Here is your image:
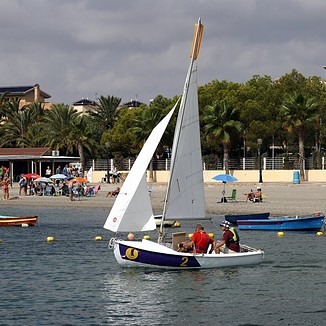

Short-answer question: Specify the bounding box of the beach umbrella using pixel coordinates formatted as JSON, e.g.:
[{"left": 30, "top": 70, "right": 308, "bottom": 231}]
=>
[
  {"left": 24, "top": 173, "right": 41, "bottom": 179},
  {"left": 34, "top": 177, "right": 53, "bottom": 183},
  {"left": 212, "top": 174, "right": 238, "bottom": 183},
  {"left": 212, "top": 174, "right": 238, "bottom": 200},
  {"left": 75, "top": 177, "right": 88, "bottom": 183},
  {"left": 68, "top": 177, "right": 88, "bottom": 185},
  {"left": 50, "top": 174, "right": 67, "bottom": 180}
]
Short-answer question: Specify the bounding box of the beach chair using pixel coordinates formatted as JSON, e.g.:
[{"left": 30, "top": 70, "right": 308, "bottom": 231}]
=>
[
  {"left": 44, "top": 185, "right": 54, "bottom": 196},
  {"left": 225, "top": 189, "right": 237, "bottom": 202},
  {"left": 253, "top": 193, "right": 266, "bottom": 203},
  {"left": 93, "top": 185, "right": 101, "bottom": 194},
  {"left": 84, "top": 187, "right": 95, "bottom": 197}
]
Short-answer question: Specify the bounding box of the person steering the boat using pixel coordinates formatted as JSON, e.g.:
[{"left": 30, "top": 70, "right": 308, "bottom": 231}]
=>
[
  {"left": 215, "top": 220, "right": 240, "bottom": 254},
  {"left": 178, "top": 223, "right": 215, "bottom": 254}
]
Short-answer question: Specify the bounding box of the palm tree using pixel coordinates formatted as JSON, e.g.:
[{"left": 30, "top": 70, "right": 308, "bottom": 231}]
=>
[
  {"left": 91, "top": 95, "right": 122, "bottom": 131},
  {"left": 0, "top": 92, "right": 9, "bottom": 112},
  {"left": 68, "top": 116, "right": 97, "bottom": 173},
  {"left": 0, "top": 99, "right": 38, "bottom": 147},
  {"left": 27, "top": 102, "right": 47, "bottom": 122},
  {"left": 129, "top": 107, "right": 164, "bottom": 181},
  {"left": 203, "top": 100, "right": 242, "bottom": 174},
  {"left": 280, "top": 92, "right": 319, "bottom": 180},
  {"left": 42, "top": 104, "right": 96, "bottom": 173}
]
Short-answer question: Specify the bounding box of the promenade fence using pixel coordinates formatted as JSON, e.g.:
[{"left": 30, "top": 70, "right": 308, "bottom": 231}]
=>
[{"left": 85, "top": 156, "right": 326, "bottom": 172}]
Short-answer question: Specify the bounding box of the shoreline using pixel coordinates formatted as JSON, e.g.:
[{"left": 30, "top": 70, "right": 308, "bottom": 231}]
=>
[{"left": 1, "top": 182, "right": 326, "bottom": 217}]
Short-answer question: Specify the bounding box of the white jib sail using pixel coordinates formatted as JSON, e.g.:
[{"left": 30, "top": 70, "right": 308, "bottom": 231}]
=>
[{"left": 103, "top": 105, "right": 176, "bottom": 233}]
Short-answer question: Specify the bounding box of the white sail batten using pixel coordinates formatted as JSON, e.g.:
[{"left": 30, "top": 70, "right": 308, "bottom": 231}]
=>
[
  {"left": 103, "top": 106, "right": 176, "bottom": 232},
  {"left": 162, "top": 19, "right": 205, "bottom": 222}
]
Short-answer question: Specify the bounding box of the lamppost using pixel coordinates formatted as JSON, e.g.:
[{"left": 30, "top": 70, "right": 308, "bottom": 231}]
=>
[
  {"left": 257, "top": 138, "right": 263, "bottom": 183},
  {"left": 105, "top": 141, "right": 110, "bottom": 184}
]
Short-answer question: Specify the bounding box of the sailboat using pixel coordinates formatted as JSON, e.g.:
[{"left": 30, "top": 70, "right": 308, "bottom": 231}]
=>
[{"left": 104, "top": 19, "right": 264, "bottom": 269}]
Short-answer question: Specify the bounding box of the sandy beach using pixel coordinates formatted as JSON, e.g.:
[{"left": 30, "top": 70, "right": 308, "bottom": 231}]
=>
[{"left": 1, "top": 181, "right": 325, "bottom": 217}]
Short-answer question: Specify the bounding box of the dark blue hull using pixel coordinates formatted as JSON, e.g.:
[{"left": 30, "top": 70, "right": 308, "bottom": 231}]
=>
[
  {"left": 238, "top": 214, "right": 324, "bottom": 231},
  {"left": 225, "top": 212, "right": 270, "bottom": 225},
  {"left": 113, "top": 240, "right": 265, "bottom": 269}
]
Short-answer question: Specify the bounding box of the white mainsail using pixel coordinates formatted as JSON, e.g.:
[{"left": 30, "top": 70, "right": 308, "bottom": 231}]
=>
[
  {"left": 103, "top": 105, "right": 176, "bottom": 233},
  {"left": 163, "top": 19, "right": 205, "bottom": 222}
]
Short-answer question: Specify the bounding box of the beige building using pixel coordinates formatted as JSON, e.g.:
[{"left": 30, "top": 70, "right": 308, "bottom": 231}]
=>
[
  {"left": 72, "top": 98, "right": 97, "bottom": 115},
  {"left": 0, "top": 84, "right": 52, "bottom": 109}
]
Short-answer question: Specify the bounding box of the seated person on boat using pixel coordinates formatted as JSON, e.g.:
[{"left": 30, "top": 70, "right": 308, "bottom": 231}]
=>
[
  {"left": 178, "top": 223, "right": 215, "bottom": 254},
  {"left": 215, "top": 220, "right": 240, "bottom": 254}
]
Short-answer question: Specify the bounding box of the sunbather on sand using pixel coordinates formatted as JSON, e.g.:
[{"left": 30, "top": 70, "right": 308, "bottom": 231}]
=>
[
  {"left": 106, "top": 187, "right": 120, "bottom": 198},
  {"left": 244, "top": 186, "right": 262, "bottom": 202}
]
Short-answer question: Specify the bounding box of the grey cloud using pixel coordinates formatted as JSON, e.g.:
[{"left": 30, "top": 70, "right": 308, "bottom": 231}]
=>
[{"left": 0, "top": 0, "right": 326, "bottom": 105}]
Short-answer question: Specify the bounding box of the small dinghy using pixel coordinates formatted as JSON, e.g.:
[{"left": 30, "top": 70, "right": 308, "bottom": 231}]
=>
[
  {"left": 104, "top": 19, "right": 264, "bottom": 269},
  {"left": 0, "top": 215, "right": 38, "bottom": 227}
]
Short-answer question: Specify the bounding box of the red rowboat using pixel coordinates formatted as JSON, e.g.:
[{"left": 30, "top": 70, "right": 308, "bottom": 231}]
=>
[{"left": 0, "top": 215, "right": 38, "bottom": 227}]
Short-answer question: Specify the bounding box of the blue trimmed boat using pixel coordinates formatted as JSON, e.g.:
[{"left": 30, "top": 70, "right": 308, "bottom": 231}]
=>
[
  {"left": 237, "top": 214, "right": 324, "bottom": 231},
  {"left": 225, "top": 212, "right": 270, "bottom": 225}
]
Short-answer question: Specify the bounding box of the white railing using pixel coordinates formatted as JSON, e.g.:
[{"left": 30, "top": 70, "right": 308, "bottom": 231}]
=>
[{"left": 85, "top": 156, "right": 326, "bottom": 172}]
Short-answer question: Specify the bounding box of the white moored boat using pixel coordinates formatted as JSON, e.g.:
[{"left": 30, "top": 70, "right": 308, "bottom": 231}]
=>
[{"left": 104, "top": 18, "right": 264, "bottom": 269}]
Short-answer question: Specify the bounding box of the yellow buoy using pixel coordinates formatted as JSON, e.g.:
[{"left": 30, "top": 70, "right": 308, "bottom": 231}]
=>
[
  {"left": 174, "top": 221, "right": 181, "bottom": 227},
  {"left": 47, "top": 236, "right": 55, "bottom": 242},
  {"left": 143, "top": 235, "right": 150, "bottom": 240},
  {"left": 316, "top": 231, "right": 323, "bottom": 236},
  {"left": 208, "top": 233, "right": 215, "bottom": 238},
  {"left": 95, "top": 236, "right": 103, "bottom": 241},
  {"left": 277, "top": 231, "right": 285, "bottom": 237},
  {"left": 188, "top": 233, "right": 193, "bottom": 239}
]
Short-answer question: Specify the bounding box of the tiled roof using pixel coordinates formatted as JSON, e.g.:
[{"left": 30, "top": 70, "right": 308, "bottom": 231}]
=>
[
  {"left": 0, "top": 85, "right": 51, "bottom": 99},
  {"left": 122, "top": 100, "right": 145, "bottom": 107},
  {"left": 0, "top": 147, "right": 52, "bottom": 156},
  {"left": 73, "top": 98, "right": 96, "bottom": 106}
]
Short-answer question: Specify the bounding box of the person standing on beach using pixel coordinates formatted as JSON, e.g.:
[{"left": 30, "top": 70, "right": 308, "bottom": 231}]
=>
[
  {"left": 63, "top": 164, "right": 69, "bottom": 176},
  {"left": 68, "top": 181, "right": 74, "bottom": 201},
  {"left": 45, "top": 166, "right": 52, "bottom": 177},
  {"left": 19, "top": 175, "right": 27, "bottom": 196},
  {"left": 56, "top": 165, "right": 62, "bottom": 174},
  {"left": 2, "top": 176, "right": 10, "bottom": 199}
]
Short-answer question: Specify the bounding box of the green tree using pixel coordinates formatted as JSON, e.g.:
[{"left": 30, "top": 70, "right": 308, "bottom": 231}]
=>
[
  {"left": 91, "top": 95, "right": 122, "bottom": 131},
  {"left": 41, "top": 104, "right": 95, "bottom": 171},
  {"left": 280, "top": 92, "right": 319, "bottom": 180},
  {"left": 0, "top": 99, "right": 42, "bottom": 147},
  {"left": 203, "top": 100, "right": 242, "bottom": 174},
  {"left": 129, "top": 106, "right": 163, "bottom": 181}
]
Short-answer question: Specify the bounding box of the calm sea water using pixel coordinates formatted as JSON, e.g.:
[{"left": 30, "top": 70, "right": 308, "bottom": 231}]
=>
[{"left": 1, "top": 206, "right": 325, "bottom": 326}]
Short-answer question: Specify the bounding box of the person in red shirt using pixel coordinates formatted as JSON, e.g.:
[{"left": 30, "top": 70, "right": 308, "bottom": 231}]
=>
[
  {"left": 178, "top": 223, "right": 215, "bottom": 254},
  {"left": 215, "top": 220, "right": 240, "bottom": 254}
]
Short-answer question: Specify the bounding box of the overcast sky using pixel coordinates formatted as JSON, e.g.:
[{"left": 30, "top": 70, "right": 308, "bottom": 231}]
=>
[{"left": 1, "top": 0, "right": 326, "bottom": 105}]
